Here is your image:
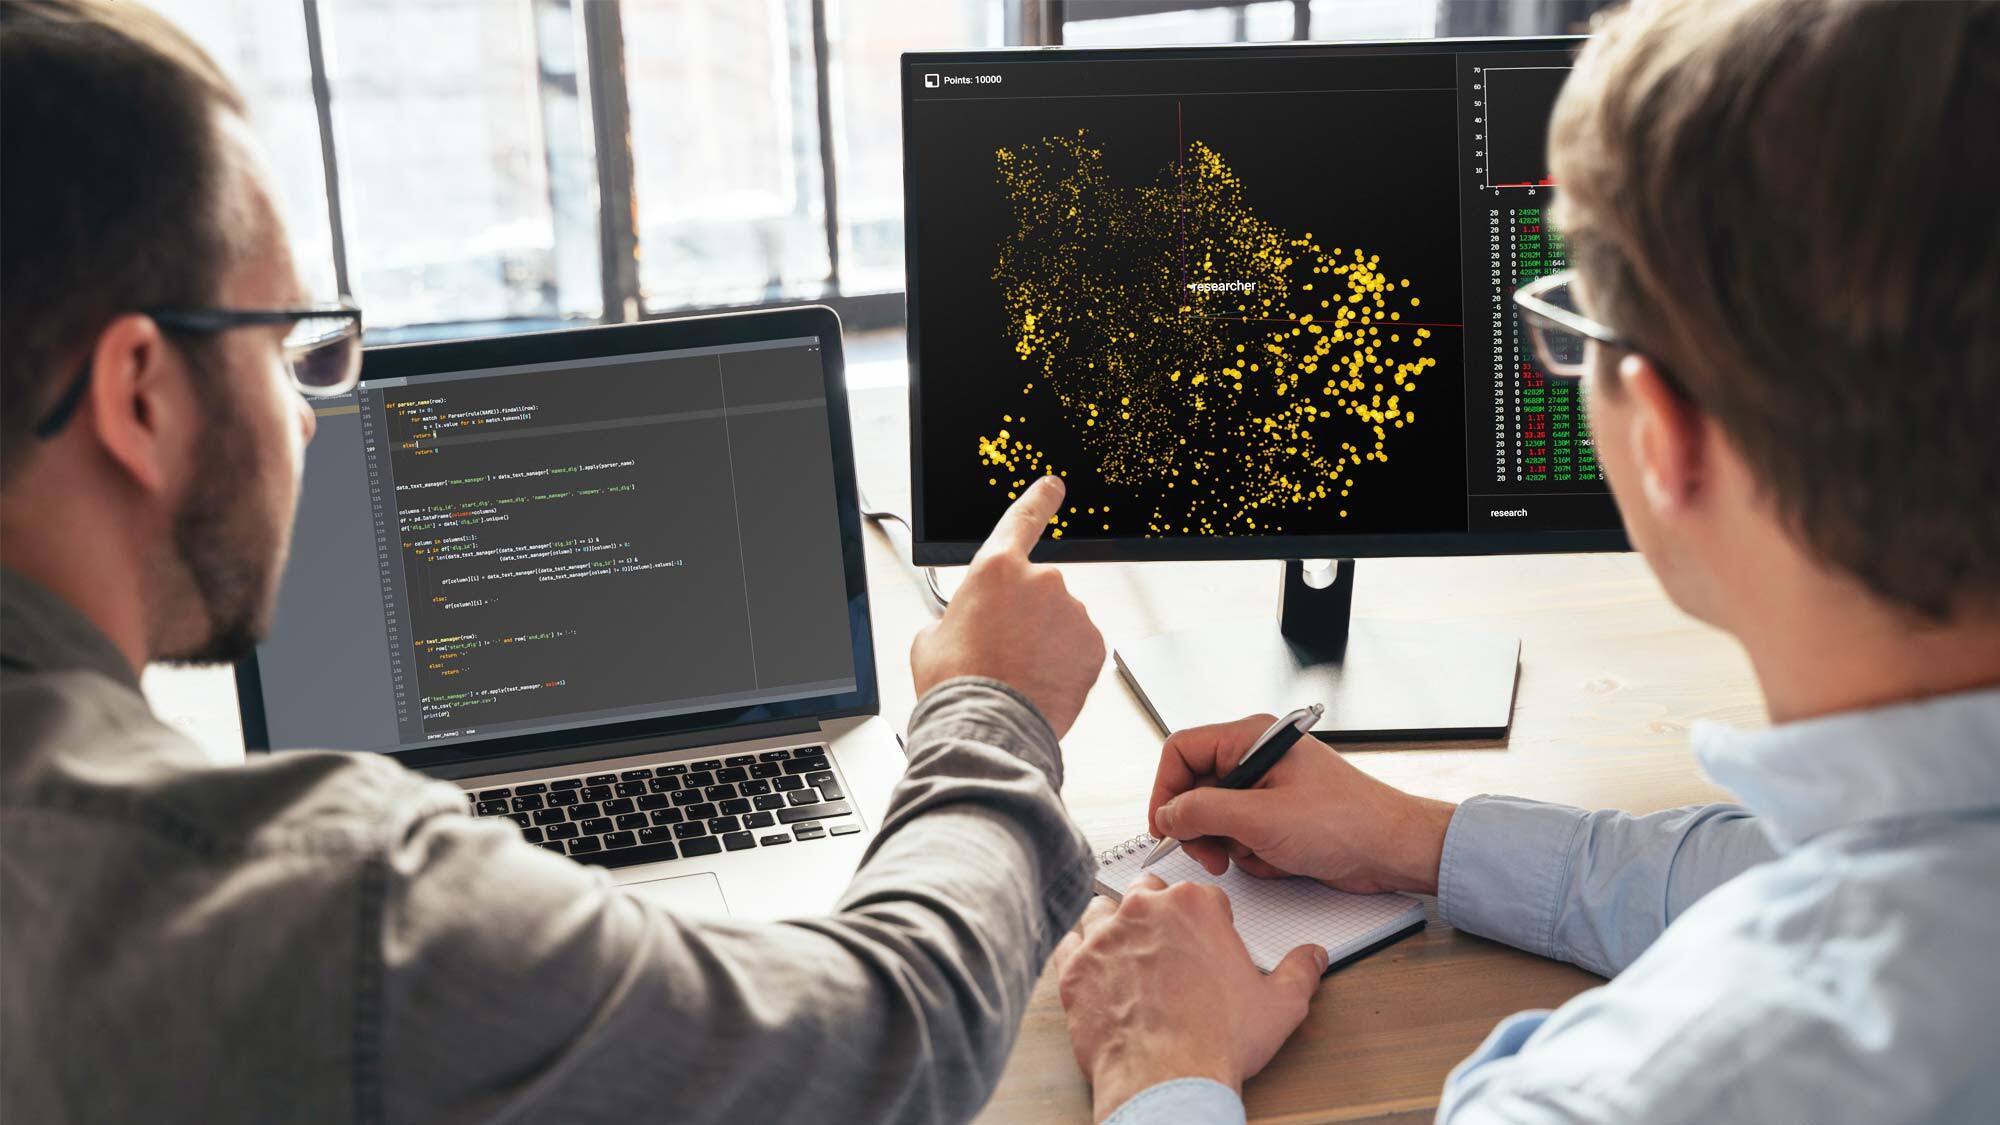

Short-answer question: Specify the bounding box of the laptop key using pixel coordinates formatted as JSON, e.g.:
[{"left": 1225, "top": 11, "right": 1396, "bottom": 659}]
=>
[
  {"left": 546, "top": 790, "right": 578, "bottom": 807},
  {"left": 477, "top": 788, "right": 511, "bottom": 801},
  {"left": 787, "top": 790, "right": 820, "bottom": 807},
  {"left": 739, "top": 779, "right": 771, "bottom": 796},
  {"left": 567, "top": 837, "right": 601, "bottom": 855},
  {"left": 806, "top": 772, "right": 844, "bottom": 800},
  {"left": 509, "top": 813, "right": 532, "bottom": 829},
  {"left": 759, "top": 833, "right": 791, "bottom": 846},
  {"left": 670, "top": 790, "right": 703, "bottom": 807},
  {"left": 692, "top": 759, "right": 724, "bottom": 773},
  {"left": 708, "top": 815, "right": 742, "bottom": 834},
  {"left": 532, "top": 808, "right": 566, "bottom": 826},
  {"left": 715, "top": 767, "right": 749, "bottom": 784},
  {"left": 743, "top": 811, "right": 775, "bottom": 829},
  {"left": 672, "top": 820, "right": 709, "bottom": 840},
  {"left": 615, "top": 781, "right": 647, "bottom": 798},
  {"left": 603, "top": 831, "right": 637, "bottom": 850},
  {"left": 581, "top": 818, "right": 613, "bottom": 835},
  {"left": 659, "top": 763, "right": 687, "bottom": 775},
  {"left": 758, "top": 749, "right": 792, "bottom": 761},
  {"left": 725, "top": 755, "right": 757, "bottom": 767},
  {"left": 601, "top": 797, "right": 636, "bottom": 816},
  {"left": 704, "top": 783, "right": 735, "bottom": 802},
  {"left": 749, "top": 762, "right": 782, "bottom": 779},
  {"left": 511, "top": 794, "right": 544, "bottom": 812},
  {"left": 636, "top": 793, "right": 670, "bottom": 810},
  {"left": 638, "top": 826, "right": 677, "bottom": 845},
  {"left": 773, "top": 776, "right": 805, "bottom": 792},
  {"left": 680, "top": 836, "right": 723, "bottom": 858},
  {"left": 720, "top": 798, "right": 752, "bottom": 816},
  {"left": 475, "top": 800, "right": 508, "bottom": 816},
  {"left": 581, "top": 840, "right": 679, "bottom": 869},
  {"left": 545, "top": 822, "right": 579, "bottom": 840},
  {"left": 513, "top": 782, "right": 547, "bottom": 795},
  {"left": 585, "top": 774, "right": 616, "bottom": 786},
  {"left": 686, "top": 802, "right": 718, "bottom": 821},
  {"left": 683, "top": 771, "right": 714, "bottom": 789},
  {"left": 723, "top": 831, "right": 756, "bottom": 852},
  {"left": 568, "top": 802, "right": 601, "bottom": 821},
  {"left": 580, "top": 785, "right": 612, "bottom": 802},
  {"left": 616, "top": 813, "right": 648, "bottom": 830},
  {"left": 779, "top": 801, "right": 852, "bottom": 825},
  {"left": 522, "top": 827, "right": 544, "bottom": 844},
  {"left": 794, "top": 824, "right": 826, "bottom": 841},
  {"left": 829, "top": 824, "right": 861, "bottom": 837},
  {"left": 782, "top": 758, "right": 826, "bottom": 775},
  {"left": 753, "top": 794, "right": 787, "bottom": 811},
  {"left": 550, "top": 778, "right": 583, "bottom": 791},
  {"left": 647, "top": 776, "right": 679, "bottom": 794},
  {"left": 619, "top": 768, "right": 653, "bottom": 781},
  {"left": 648, "top": 808, "right": 683, "bottom": 827}
]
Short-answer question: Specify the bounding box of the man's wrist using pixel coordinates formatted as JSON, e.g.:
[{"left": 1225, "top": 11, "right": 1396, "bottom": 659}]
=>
[
  {"left": 1387, "top": 797, "right": 1457, "bottom": 896},
  {"left": 1090, "top": 1052, "right": 1240, "bottom": 1123}
]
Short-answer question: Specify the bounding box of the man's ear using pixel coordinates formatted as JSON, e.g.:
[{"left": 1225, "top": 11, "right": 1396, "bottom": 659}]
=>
[
  {"left": 1616, "top": 351, "right": 1706, "bottom": 514},
  {"left": 81, "top": 313, "right": 195, "bottom": 497}
]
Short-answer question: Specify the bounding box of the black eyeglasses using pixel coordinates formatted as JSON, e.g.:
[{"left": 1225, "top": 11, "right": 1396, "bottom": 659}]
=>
[{"left": 31, "top": 302, "right": 365, "bottom": 439}]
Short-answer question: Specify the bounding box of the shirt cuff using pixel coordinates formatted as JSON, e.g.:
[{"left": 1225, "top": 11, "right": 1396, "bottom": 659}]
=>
[
  {"left": 906, "top": 675, "right": 1064, "bottom": 787},
  {"left": 1436, "top": 794, "right": 1588, "bottom": 960},
  {"left": 1103, "top": 1077, "right": 1246, "bottom": 1125}
]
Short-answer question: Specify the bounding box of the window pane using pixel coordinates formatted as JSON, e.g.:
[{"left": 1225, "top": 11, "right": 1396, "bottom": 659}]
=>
[
  {"left": 625, "top": 0, "right": 830, "bottom": 312},
  {"left": 147, "top": 0, "right": 340, "bottom": 302},
  {"left": 318, "top": 0, "right": 601, "bottom": 328},
  {"left": 1062, "top": 8, "right": 1239, "bottom": 46},
  {"left": 828, "top": 0, "right": 1001, "bottom": 295},
  {"left": 1310, "top": 0, "right": 1437, "bottom": 40}
]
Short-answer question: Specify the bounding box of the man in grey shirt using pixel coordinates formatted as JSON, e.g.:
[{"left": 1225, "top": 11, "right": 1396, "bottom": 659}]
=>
[{"left": 0, "top": 2, "right": 1107, "bottom": 1121}]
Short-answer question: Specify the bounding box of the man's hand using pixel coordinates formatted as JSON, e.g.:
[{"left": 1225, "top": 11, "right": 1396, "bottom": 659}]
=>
[
  {"left": 910, "top": 476, "right": 1106, "bottom": 739},
  {"left": 1053, "top": 875, "right": 1325, "bottom": 1122},
  {"left": 1149, "top": 714, "right": 1457, "bottom": 894}
]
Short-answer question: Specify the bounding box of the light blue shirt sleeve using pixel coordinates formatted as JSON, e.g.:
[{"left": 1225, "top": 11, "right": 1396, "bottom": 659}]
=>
[
  {"left": 1437, "top": 794, "right": 1778, "bottom": 976},
  {"left": 1102, "top": 1077, "right": 1245, "bottom": 1125}
]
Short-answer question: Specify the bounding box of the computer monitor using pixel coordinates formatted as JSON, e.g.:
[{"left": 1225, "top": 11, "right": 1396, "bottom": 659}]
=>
[{"left": 902, "top": 37, "right": 1614, "bottom": 738}]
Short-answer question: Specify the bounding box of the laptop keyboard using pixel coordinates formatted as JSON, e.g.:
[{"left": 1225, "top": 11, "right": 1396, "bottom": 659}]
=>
[{"left": 464, "top": 744, "right": 860, "bottom": 868}]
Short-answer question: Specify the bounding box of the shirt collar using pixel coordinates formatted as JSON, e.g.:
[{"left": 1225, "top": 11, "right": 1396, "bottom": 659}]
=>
[
  {"left": 1694, "top": 687, "right": 2000, "bottom": 849},
  {"left": 0, "top": 567, "right": 140, "bottom": 691}
]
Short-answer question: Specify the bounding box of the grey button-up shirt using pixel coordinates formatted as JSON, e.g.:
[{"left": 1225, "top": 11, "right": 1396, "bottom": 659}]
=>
[
  {"left": 1112, "top": 686, "right": 2000, "bottom": 1123},
  {"left": 0, "top": 569, "right": 1096, "bottom": 1123}
]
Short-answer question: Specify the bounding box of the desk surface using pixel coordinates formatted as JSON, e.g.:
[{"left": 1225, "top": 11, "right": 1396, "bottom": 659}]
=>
[{"left": 143, "top": 385, "right": 1763, "bottom": 1125}]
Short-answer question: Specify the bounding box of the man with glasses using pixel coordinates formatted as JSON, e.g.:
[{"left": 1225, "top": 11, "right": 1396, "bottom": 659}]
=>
[
  {"left": 2, "top": 3, "right": 1110, "bottom": 1121},
  {"left": 1055, "top": 1, "right": 2000, "bottom": 1122}
]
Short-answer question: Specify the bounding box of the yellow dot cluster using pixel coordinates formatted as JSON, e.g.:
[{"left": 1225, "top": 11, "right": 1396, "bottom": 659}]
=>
[{"left": 983, "top": 130, "right": 1433, "bottom": 536}]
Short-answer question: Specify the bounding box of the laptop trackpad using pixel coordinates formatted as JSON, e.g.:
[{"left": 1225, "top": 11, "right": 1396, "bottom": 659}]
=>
[{"left": 625, "top": 872, "right": 729, "bottom": 917}]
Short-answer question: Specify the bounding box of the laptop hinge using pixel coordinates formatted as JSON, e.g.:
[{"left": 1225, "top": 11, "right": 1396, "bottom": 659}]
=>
[{"left": 416, "top": 716, "right": 823, "bottom": 782}]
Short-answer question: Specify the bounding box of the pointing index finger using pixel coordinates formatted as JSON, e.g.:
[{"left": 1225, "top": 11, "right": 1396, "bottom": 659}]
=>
[{"left": 974, "top": 475, "right": 1065, "bottom": 562}]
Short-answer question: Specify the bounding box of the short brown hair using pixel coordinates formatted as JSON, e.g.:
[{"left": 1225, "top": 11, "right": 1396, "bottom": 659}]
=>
[
  {"left": 1551, "top": 0, "right": 2000, "bottom": 620},
  {"left": 0, "top": 0, "right": 247, "bottom": 482}
]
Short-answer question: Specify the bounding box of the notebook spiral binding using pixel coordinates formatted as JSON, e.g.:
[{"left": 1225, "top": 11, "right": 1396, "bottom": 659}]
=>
[{"left": 1094, "top": 833, "right": 1160, "bottom": 866}]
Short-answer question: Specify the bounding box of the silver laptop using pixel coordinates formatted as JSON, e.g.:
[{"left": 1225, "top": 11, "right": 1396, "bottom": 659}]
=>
[{"left": 236, "top": 306, "right": 903, "bottom": 919}]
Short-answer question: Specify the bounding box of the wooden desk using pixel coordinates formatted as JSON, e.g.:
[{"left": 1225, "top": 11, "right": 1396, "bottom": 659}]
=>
[{"left": 142, "top": 384, "right": 1765, "bottom": 1125}]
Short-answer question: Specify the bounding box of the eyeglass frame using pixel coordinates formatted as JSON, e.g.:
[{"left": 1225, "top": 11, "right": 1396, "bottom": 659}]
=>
[{"left": 30, "top": 302, "right": 365, "bottom": 439}]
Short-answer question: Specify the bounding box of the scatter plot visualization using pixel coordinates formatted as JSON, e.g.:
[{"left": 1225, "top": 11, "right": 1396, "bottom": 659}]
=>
[{"left": 979, "top": 131, "right": 1436, "bottom": 537}]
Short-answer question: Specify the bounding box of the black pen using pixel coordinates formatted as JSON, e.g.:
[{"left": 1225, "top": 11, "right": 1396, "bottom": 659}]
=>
[{"left": 1141, "top": 703, "right": 1324, "bottom": 869}]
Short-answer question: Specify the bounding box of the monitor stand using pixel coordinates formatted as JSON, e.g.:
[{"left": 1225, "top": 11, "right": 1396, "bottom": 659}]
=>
[{"left": 1115, "top": 559, "right": 1520, "bottom": 740}]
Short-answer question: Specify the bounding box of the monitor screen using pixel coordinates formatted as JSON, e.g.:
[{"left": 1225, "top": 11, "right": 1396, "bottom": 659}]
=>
[
  {"left": 903, "top": 37, "right": 1625, "bottom": 563},
  {"left": 243, "top": 326, "right": 864, "bottom": 767}
]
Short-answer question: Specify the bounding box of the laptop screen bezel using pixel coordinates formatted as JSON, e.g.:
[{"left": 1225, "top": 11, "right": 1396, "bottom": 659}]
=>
[{"left": 234, "top": 304, "right": 880, "bottom": 774}]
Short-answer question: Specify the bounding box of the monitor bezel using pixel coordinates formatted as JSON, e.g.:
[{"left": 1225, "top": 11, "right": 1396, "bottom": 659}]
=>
[
  {"left": 901, "top": 35, "right": 1628, "bottom": 566},
  {"left": 235, "top": 305, "right": 881, "bottom": 773}
]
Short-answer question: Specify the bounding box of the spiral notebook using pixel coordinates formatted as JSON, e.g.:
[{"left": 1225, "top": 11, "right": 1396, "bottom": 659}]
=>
[{"left": 1093, "top": 833, "right": 1427, "bottom": 973}]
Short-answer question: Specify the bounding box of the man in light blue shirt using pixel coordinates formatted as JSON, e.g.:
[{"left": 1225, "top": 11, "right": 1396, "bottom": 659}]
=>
[{"left": 1051, "top": 0, "right": 2000, "bottom": 1121}]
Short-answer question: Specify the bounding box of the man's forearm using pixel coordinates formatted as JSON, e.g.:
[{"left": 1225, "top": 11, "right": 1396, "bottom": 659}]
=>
[{"left": 1437, "top": 796, "right": 1777, "bottom": 976}]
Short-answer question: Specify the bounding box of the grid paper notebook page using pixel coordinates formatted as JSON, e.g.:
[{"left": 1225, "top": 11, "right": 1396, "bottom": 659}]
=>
[{"left": 1094, "top": 833, "right": 1427, "bottom": 973}]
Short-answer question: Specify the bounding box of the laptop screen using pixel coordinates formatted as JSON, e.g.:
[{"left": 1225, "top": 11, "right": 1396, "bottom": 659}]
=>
[{"left": 247, "top": 330, "right": 861, "bottom": 760}]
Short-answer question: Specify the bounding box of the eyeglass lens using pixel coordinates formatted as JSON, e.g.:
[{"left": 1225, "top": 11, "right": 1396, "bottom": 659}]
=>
[{"left": 285, "top": 317, "right": 361, "bottom": 393}]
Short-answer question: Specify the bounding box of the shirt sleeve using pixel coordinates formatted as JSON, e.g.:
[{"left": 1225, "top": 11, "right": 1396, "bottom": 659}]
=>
[
  {"left": 1103, "top": 1078, "right": 1246, "bottom": 1125},
  {"left": 367, "top": 677, "right": 1096, "bottom": 1124},
  {"left": 1436, "top": 795, "right": 1777, "bottom": 977}
]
